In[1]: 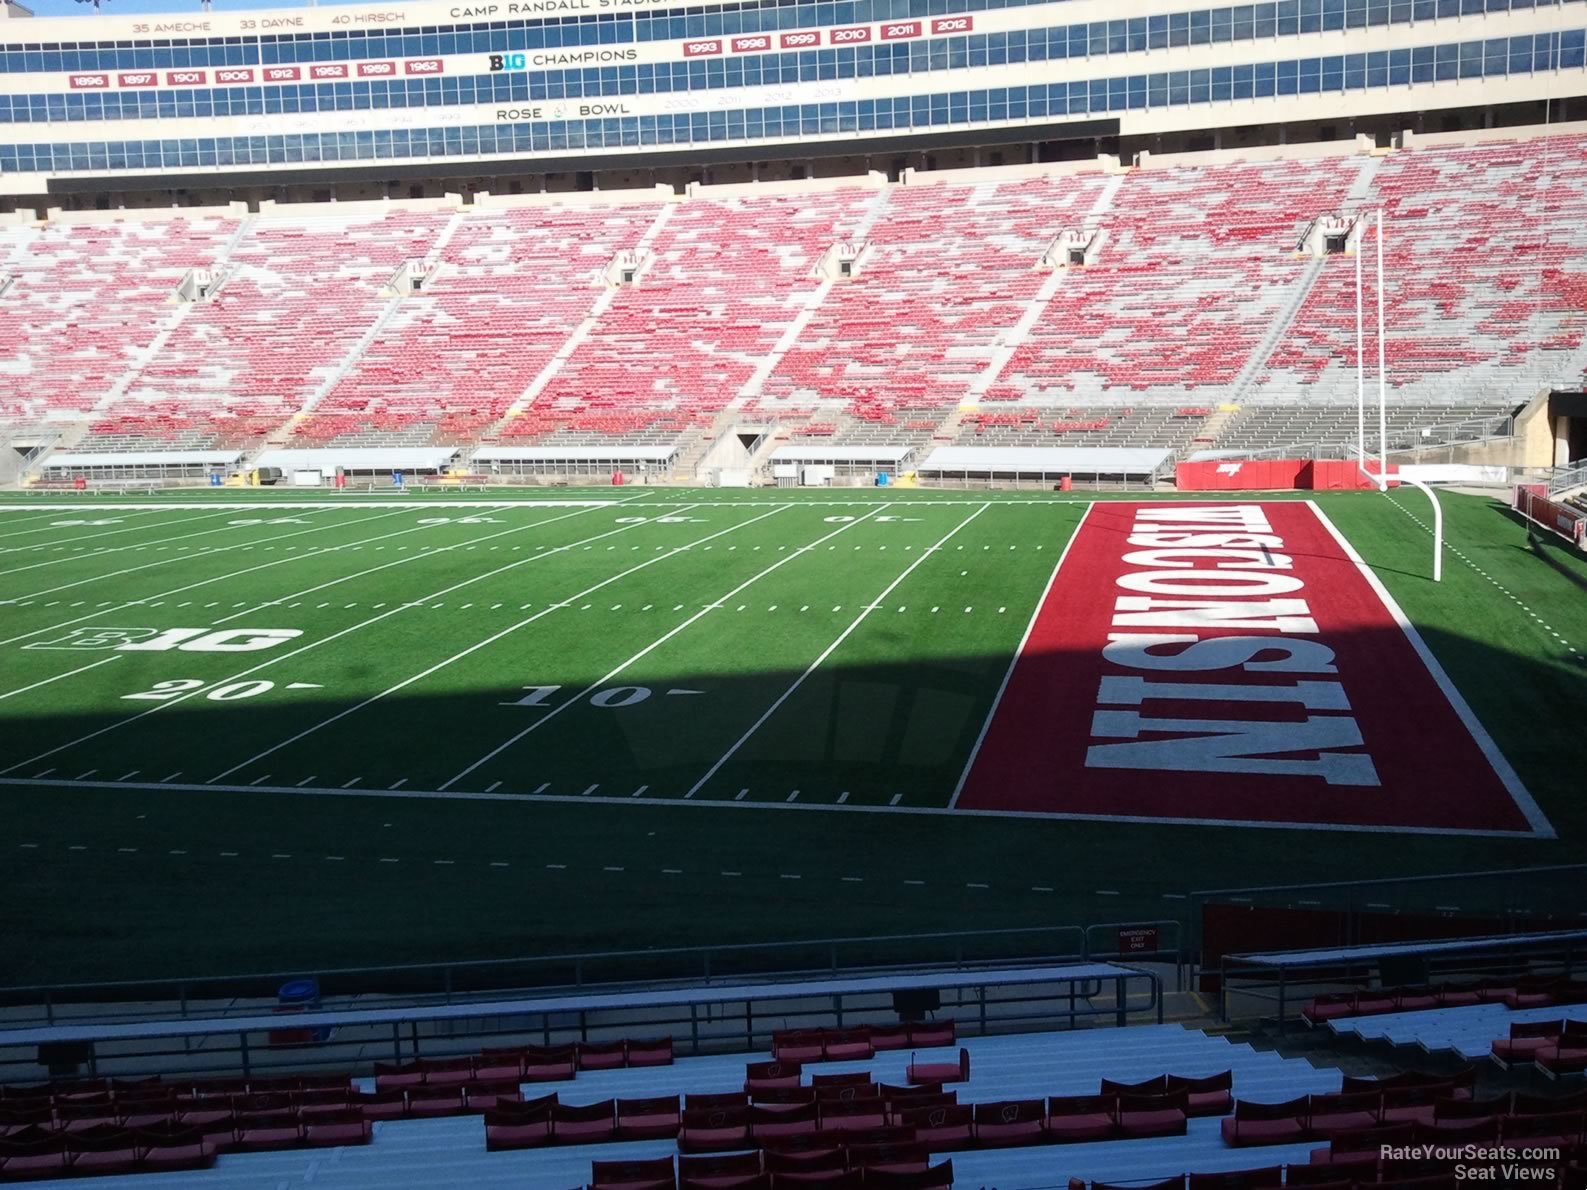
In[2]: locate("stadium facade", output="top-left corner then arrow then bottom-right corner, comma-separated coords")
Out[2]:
0,0 -> 1581,204
0,0 -> 1584,485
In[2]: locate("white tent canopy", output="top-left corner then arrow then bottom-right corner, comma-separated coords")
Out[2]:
473,446 -> 677,463
44,451 -> 243,469
253,448 -> 459,472
917,446 -> 1173,476
768,446 -> 913,463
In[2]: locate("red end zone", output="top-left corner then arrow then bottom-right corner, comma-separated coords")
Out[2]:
953,501 -> 1549,835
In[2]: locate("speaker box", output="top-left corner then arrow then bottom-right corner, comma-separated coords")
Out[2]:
892,988 -> 941,1021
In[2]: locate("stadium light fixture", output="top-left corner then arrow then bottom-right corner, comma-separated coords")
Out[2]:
1355,208 -> 1443,582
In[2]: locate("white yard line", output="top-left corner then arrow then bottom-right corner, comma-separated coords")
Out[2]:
0,509 -> 171,547
0,508 -> 367,605
946,501 -> 1093,810
0,509 -> 255,575
204,502 -> 632,626
0,509 -> 120,538
682,502 -> 991,800
0,656 -> 123,702
438,504 -> 888,790
205,505 -> 790,783
0,504 -> 693,779
0,501 -> 633,649
0,510 -> 409,646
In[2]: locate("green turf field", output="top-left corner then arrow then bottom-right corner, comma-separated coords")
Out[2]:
1,486 -> 1584,990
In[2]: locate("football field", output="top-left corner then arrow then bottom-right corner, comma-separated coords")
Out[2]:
1,486 -> 1585,988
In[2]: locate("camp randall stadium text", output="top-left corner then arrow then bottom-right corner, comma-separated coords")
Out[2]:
1381,1144 -> 1559,1181
454,0 -> 656,18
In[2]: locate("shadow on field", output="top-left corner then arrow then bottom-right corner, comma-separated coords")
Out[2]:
1502,512 -> 1587,596
1,607 -> 1585,995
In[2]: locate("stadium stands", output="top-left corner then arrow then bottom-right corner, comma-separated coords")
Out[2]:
119,209 -> 450,448
8,126 -> 1586,473
534,188 -> 877,431
757,173 -> 1110,421
0,1025 -> 1349,1188
1001,155 -> 1369,400
0,215 -> 240,423
1266,133 -> 1587,402
307,200 -> 667,448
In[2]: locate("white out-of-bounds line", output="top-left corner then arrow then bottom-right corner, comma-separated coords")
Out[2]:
683,502 -> 992,799
0,509 -> 255,574
1306,498 -> 1555,840
946,501 -> 1094,810
207,504 -> 791,783
0,507 -> 411,648
0,505 -> 696,779
439,503 -> 888,790
205,501 -> 627,627
0,656 -> 123,702
0,508 -> 171,547
1,507 -> 360,604
0,497 -> 656,650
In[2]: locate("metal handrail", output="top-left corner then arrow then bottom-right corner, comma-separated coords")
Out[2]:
1548,458 -> 1587,495
0,963 -> 1162,1085
1,921 -> 1197,1027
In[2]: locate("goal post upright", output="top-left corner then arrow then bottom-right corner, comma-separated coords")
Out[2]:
1354,207 -> 1444,582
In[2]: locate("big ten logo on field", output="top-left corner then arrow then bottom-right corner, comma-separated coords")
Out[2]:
25,627 -> 302,653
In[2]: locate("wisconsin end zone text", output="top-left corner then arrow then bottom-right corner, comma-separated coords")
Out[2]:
955,501 -> 1549,836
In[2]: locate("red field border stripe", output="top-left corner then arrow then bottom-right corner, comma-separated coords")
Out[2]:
953,500 -> 1552,837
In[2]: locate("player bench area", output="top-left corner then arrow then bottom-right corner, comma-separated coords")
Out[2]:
0,963 -> 1162,1086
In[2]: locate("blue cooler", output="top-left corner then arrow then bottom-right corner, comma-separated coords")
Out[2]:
270,978 -> 332,1045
